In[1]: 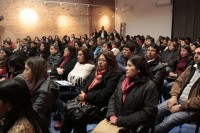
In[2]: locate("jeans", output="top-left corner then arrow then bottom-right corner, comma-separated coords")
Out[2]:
154,100 -> 198,133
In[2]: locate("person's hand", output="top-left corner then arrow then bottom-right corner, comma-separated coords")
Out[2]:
169,72 -> 174,76
170,105 -> 181,113
167,96 -> 178,109
79,91 -> 85,101
169,72 -> 177,78
162,63 -> 168,66
0,77 -> 6,82
109,116 -> 117,124
57,68 -> 63,75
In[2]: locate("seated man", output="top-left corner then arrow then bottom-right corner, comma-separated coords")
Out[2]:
154,47 -> 200,133
116,42 -> 135,74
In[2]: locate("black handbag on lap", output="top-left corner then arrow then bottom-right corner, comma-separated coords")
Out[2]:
65,97 -> 98,121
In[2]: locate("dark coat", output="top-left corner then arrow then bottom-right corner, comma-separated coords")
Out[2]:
98,30 -> 108,39
50,57 -> 77,80
106,76 -> 158,131
47,52 -> 62,70
148,57 -> 166,90
161,50 -> 179,68
31,77 -> 59,127
81,69 -> 122,108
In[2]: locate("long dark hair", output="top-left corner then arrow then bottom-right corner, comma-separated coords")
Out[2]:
78,47 -> 94,64
66,45 -> 77,59
0,79 -> 49,133
96,51 -> 119,72
128,55 -> 153,79
25,56 -> 47,91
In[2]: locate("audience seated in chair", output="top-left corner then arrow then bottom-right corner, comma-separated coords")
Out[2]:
116,42 -> 135,74
102,55 -> 158,133
146,44 -> 166,91
50,46 -> 77,80
162,45 -> 194,100
154,47 -> 200,133
14,57 -> 59,127
47,44 -> 62,73
60,51 -> 121,133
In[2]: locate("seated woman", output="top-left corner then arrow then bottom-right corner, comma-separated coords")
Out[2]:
50,46 -> 77,80
105,55 -> 158,132
0,48 -> 12,80
61,51 -> 122,133
15,56 -> 59,127
6,51 -> 27,79
161,41 -> 179,73
37,41 -> 50,61
68,47 -> 95,86
0,79 -> 50,133
162,45 -> 194,100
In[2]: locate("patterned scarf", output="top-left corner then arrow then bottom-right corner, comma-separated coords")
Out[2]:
88,69 -> 106,91
122,77 -> 134,103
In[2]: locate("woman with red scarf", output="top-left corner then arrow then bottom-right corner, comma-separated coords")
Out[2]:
60,51 -> 121,133
105,55 -> 158,133
50,46 -> 77,80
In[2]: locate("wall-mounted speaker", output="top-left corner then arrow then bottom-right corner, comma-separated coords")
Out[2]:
0,16 -> 4,21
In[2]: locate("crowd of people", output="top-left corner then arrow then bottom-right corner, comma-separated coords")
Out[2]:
0,26 -> 200,133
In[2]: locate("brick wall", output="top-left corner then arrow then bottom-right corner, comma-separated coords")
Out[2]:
0,0 -> 115,42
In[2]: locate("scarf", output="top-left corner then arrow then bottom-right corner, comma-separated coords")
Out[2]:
59,57 -> 70,68
88,69 -> 106,91
122,77 -> 134,103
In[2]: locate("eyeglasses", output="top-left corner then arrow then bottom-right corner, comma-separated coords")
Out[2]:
97,58 -> 107,62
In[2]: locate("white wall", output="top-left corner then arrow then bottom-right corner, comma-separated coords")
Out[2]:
115,0 -> 172,40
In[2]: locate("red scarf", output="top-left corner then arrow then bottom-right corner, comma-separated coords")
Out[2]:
88,69 -> 106,91
59,57 -> 70,68
122,77 -> 134,103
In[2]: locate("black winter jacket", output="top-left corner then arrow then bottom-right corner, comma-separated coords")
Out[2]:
106,76 -> 158,131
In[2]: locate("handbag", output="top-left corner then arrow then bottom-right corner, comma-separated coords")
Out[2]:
92,119 -> 129,133
65,97 -> 98,121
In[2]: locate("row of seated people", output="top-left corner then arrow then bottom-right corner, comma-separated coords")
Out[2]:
0,35 -> 200,132
0,47 -> 200,133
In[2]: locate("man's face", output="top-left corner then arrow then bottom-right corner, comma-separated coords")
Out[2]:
147,47 -> 158,60
122,47 -> 133,58
194,47 -> 200,66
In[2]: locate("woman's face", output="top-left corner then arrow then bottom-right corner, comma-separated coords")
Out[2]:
125,60 -> 139,78
190,43 -> 196,52
180,40 -> 186,46
74,43 -> 80,49
77,51 -> 85,63
50,46 -> 57,55
0,50 -> 6,60
97,54 -> 108,70
23,64 -> 32,81
168,43 -> 175,51
0,100 -> 12,118
82,44 -> 88,49
63,47 -> 70,57
40,44 -> 45,51
180,48 -> 189,58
